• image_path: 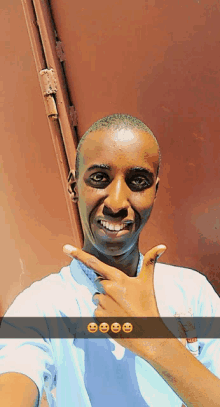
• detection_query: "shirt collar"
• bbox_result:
[76,252,144,284]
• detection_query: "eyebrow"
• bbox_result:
[86,164,154,178]
[87,164,112,171]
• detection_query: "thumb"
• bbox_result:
[138,244,166,282]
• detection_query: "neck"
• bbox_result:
[82,243,140,278]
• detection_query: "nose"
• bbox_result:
[103,178,130,214]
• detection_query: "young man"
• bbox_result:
[0,114,220,407]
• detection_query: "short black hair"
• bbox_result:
[75,113,161,179]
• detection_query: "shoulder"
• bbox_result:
[5,259,95,318]
[23,265,72,296]
[154,262,205,314]
[155,262,206,286]
[5,265,75,317]
[154,262,220,316]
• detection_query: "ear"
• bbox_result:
[154,177,160,199]
[67,169,79,202]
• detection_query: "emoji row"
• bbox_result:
[87,322,133,333]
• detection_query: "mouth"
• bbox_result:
[96,219,133,237]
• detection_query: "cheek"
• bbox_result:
[134,193,155,217]
[143,187,157,203]
[132,204,154,230]
[77,188,93,217]
[78,184,103,208]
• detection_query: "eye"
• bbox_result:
[129,176,151,190]
[89,173,109,183]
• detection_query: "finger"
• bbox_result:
[92,293,106,308]
[98,280,116,295]
[94,307,106,321]
[94,295,125,316]
[93,281,118,302]
[138,245,166,282]
[63,244,121,281]
[100,280,128,306]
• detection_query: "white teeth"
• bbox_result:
[100,220,126,232]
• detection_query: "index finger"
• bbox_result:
[63,244,122,281]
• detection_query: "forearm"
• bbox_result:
[140,337,220,407]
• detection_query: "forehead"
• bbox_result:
[80,128,159,173]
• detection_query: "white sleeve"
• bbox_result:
[0,286,56,404]
[196,276,220,379]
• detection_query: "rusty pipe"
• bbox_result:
[21,0,83,247]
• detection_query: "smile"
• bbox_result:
[96,219,133,237]
[99,220,127,232]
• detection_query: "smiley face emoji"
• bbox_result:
[87,322,98,333]
[99,322,110,333]
[122,322,133,333]
[111,322,121,333]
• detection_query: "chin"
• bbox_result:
[95,241,136,257]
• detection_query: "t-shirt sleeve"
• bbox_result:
[196,275,220,379]
[0,285,56,404]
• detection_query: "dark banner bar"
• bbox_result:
[0,317,219,339]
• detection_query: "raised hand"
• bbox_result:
[63,244,171,358]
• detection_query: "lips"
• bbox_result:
[96,219,133,237]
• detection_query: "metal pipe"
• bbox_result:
[21,0,83,248]
[32,0,79,164]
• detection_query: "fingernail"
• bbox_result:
[63,244,76,256]
[158,245,166,251]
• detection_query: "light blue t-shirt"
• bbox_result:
[0,254,220,406]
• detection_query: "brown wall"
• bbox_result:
[0,0,73,313]
[1,0,220,315]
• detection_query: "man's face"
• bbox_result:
[74,128,160,256]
